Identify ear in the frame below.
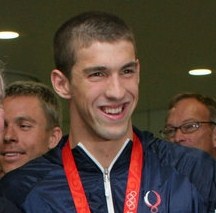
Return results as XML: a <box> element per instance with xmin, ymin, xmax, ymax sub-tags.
<box><xmin>48</xmin><ymin>126</ymin><xmax>63</xmax><ymax>149</ymax></box>
<box><xmin>51</xmin><ymin>69</ymin><xmax>71</xmax><ymax>99</ymax></box>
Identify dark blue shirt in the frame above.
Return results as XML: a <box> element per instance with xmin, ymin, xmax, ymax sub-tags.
<box><xmin>0</xmin><ymin>128</ymin><xmax>215</xmax><ymax>213</ymax></box>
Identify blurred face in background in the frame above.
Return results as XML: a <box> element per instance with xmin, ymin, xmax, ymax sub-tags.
<box><xmin>166</xmin><ymin>98</ymin><xmax>216</xmax><ymax>157</ymax></box>
<box><xmin>0</xmin><ymin>95</ymin><xmax>61</xmax><ymax>173</ymax></box>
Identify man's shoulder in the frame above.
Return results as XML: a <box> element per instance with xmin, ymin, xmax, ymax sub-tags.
<box><xmin>1</xmin><ymin>156</ymin><xmax>55</xmax><ymax>193</ymax></box>
<box><xmin>0</xmin><ymin>196</ymin><xmax>22</xmax><ymax>213</ymax></box>
<box><xmin>0</xmin><ymin>139</ymin><xmax>66</xmax><ymax>206</ymax></box>
<box><xmin>138</xmin><ymin>129</ymin><xmax>216</xmax><ymax>203</ymax></box>
<box><xmin>141</xmin><ymin>129</ymin><xmax>216</xmax><ymax>174</ymax></box>
<box><xmin>1</xmin><ymin>137</ymin><xmax>66</xmax><ymax>181</ymax></box>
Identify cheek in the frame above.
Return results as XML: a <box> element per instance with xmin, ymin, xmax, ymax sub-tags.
<box><xmin>191</xmin><ymin>131</ymin><xmax>209</xmax><ymax>145</ymax></box>
<box><xmin>199</xmin><ymin>127</ymin><xmax>212</xmax><ymax>137</ymax></box>
<box><xmin>129</xmin><ymin>84</ymin><xmax>139</xmax><ymax>101</ymax></box>
<box><xmin>77</xmin><ymin>86</ymin><xmax>100</xmax><ymax>104</ymax></box>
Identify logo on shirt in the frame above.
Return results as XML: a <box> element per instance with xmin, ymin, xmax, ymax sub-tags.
<box><xmin>144</xmin><ymin>190</ymin><xmax>161</xmax><ymax>213</ymax></box>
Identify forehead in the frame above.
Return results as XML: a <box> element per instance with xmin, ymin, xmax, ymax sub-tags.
<box><xmin>167</xmin><ymin>98</ymin><xmax>210</xmax><ymax>123</ymax></box>
<box><xmin>3</xmin><ymin>95</ymin><xmax>42</xmax><ymax>110</ymax></box>
<box><xmin>3</xmin><ymin>96</ymin><xmax>47</xmax><ymax>122</ymax></box>
<box><xmin>74</xmin><ymin>40</ymin><xmax>136</xmax><ymax>66</ymax></box>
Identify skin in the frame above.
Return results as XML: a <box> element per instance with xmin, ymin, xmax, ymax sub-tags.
<box><xmin>166</xmin><ymin>98</ymin><xmax>216</xmax><ymax>157</ymax></box>
<box><xmin>51</xmin><ymin>40</ymin><xmax>140</xmax><ymax>167</ymax></box>
<box><xmin>0</xmin><ymin>96</ymin><xmax>62</xmax><ymax>173</ymax></box>
<box><xmin>0</xmin><ymin>102</ymin><xmax>4</xmax><ymax>177</ymax></box>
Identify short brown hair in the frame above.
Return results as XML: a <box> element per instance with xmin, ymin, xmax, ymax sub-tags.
<box><xmin>5</xmin><ymin>81</ymin><xmax>62</xmax><ymax>130</ymax></box>
<box><xmin>53</xmin><ymin>11</ymin><xmax>136</xmax><ymax>78</ymax></box>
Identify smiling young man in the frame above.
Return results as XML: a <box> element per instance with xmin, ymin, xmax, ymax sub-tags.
<box><xmin>53</xmin><ymin>40</ymin><xmax>140</xmax><ymax>168</ymax></box>
<box><xmin>0</xmin><ymin>11</ymin><xmax>215</xmax><ymax>213</ymax></box>
<box><xmin>0</xmin><ymin>81</ymin><xmax>62</xmax><ymax>174</ymax></box>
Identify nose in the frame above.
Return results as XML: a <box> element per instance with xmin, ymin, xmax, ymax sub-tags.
<box><xmin>3</xmin><ymin>125</ymin><xmax>17</xmax><ymax>144</ymax></box>
<box><xmin>105</xmin><ymin>75</ymin><xmax>125</xmax><ymax>100</ymax></box>
<box><xmin>171</xmin><ymin>128</ymin><xmax>186</xmax><ymax>144</ymax></box>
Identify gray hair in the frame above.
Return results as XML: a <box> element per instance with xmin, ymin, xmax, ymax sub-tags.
<box><xmin>168</xmin><ymin>92</ymin><xmax>216</xmax><ymax>123</ymax></box>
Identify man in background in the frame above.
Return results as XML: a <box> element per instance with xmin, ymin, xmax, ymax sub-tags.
<box><xmin>0</xmin><ymin>81</ymin><xmax>62</xmax><ymax>175</ymax></box>
<box><xmin>0</xmin><ymin>11</ymin><xmax>215</xmax><ymax>213</ymax></box>
<box><xmin>161</xmin><ymin>92</ymin><xmax>216</xmax><ymax>158</ymax></box>
<box><xmin>0</xmin><ymin>62</ymin><xmax>22</xmax><ymax>212</ymax></box>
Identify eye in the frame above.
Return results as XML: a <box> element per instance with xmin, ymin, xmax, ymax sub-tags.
<box><xmin>163</xmin><ymin>128</ymin><xmax>176</xmax><ymax>136</ymax></box>
<box><xmin>121</xmin><ymin>68</ymin><xmax>136</xmax><ymax>76</ymax></box>
<box><xmin>182</xmin><ymin>122</ymin><xmax>199</xmax><ymax>132</ymax></box>
<box><xmin>19</xmin><ymin>122</ymin><xmax>32</xmax><ymax>131</ymax></box>
<box><xmin>121</xmin><ymin>61</ymin><xmax>138</xmax><ymax>77</ymax></box>
<box><xmin>88</xmin><ymin>71</ymin><xmax>104</xmax><ymax>78</ymax></box>
<box><xmin>87</xmin><ymin>70</ymin><xmax>108</xmax><ymax>82</ymax></box>
<box><xmin>183</xmin><ymin>123</ymin><xmax>195</xmax><ymax>129</ymax></box>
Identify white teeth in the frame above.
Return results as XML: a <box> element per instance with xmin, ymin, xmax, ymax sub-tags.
<box><xmin>4</xmin><ymin>153</ymin><xmax>19</xmax><ymax>157</ymax></box>
<box><xmin>104</xmin><ymin>107</ymin><xmax>122</xmax><ymax>114</ymax></box>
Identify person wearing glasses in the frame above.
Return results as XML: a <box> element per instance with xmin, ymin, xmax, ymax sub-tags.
<box><xmin>0</xmin><ymin>12</ymin><xmax>216</xmax><ymax>213</ymax></box>
<box><xmin>160</xmin><ymin>92</ymin><xmax>216</xmax><ymax>158</ymax></box>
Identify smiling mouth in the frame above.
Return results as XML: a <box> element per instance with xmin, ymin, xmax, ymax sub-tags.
<box><xmin>104</xmin><ymin>106</ymin><xmax>122</xmax><ymax>114</ymax></box>
<box><xmin>1</xmin><ymin>152</ymin><xmax>25</xmax><ymax>157</ymax></box>
<box><xmin>101</xmin><ymin>105</ymin><xmax>126</xmax><ymax>115</ymax></box>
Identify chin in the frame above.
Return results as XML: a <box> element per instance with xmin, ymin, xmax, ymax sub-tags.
<box><xmin>99</xmin><ymin>127</ymin><xmax>128</xmax><ymax>140</ymax></box>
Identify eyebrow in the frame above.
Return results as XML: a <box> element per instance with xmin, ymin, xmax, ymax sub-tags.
<box><xmin>83</xmin><ymin>66</ymin><xmax>107</xmax><ymax>74</ymax></box>
<box><xmin>166</xmin><ymin>119</ymin><xmax>203</xmax><ymax>127</ymax></box>
<box><xmin>121</xmin><ymin>61</ymin><xmax>139</xmax><ymax>70</ymax></box>
<box><xmin>15</xmin><ymin>116</ymin><xmax>37</xmax><ymax>124</ymax></box>
<box><xmin>83</xmin><ymin>60</ymin><xmax>139</xmax><ymax>74</ymax></box>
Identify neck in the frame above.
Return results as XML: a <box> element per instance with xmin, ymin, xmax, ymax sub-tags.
<box><xmin>87</xmin><ymin>139</ymin><xmax>129</xmax><ymax>168</ymax></box>
<box><xmin>69</xmin><ymin>130</ymin><xmax>132</xmax><ymax>168</ymax></box>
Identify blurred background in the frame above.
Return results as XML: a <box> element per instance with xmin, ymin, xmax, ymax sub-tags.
<box><xmin>1</xmin><ymin>0</ymin><xmax>216</xmax><ymax>136</ymax></box>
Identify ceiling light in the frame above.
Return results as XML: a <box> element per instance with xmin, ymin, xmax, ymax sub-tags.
<box><xmin>0</xmin><ymin>31</ymin><xmax>19</xmax><ymax>39</ymax></box>
<box><xmin>188</xmin><ymin>68</ymin><xmax>212</xmax><ymax>76</ymax></box>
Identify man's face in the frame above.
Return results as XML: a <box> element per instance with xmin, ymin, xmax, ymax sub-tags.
<box><xmin>166</xmin><ymin>98</ymin><xmax>216</xmax><ymax>156</ymax></box>
<box><xmin>0</xmin><ymin>95</ymin><xmax>53</xmax><ymax>173</ymax></box>
<box><xmin>68</xmin><ymin>40</ymin><xmax>140</xmax><ymax>141</ymax></box>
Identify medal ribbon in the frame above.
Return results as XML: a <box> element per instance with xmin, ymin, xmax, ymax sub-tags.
<box><xmin>62</xmin><ymin>132</ymin><xmax>143</xmax><ymax>213</ymax></box>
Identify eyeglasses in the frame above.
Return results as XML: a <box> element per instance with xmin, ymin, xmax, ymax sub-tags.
<box><xmin>160</xmin><ymin>121</ymin><xmax>216</xmax><ymax>139</ymax></box>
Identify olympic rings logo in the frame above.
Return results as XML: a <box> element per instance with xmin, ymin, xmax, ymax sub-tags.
<box><xmin>126</xmin><ymin>191</ymin><xmax>137</xmax><ymax>211</ymax></box>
